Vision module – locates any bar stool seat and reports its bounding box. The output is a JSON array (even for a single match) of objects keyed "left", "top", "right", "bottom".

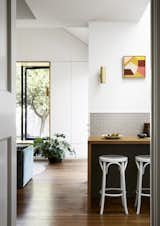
[
  {"left": 99, "top": 155, "right": 128, "bottom": 215},
  {"left": 136, "top": 155, "right": 150, "bottom": 163},
  {"left": 135, "top": 155, "right": 150, "bottom": 215},
  {"left": 99, "top": 155, "right": 128, "bottom": 163}
]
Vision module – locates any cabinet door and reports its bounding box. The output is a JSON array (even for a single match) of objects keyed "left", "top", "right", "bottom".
[
  {"left": 0, "top": 0, "right": 16, "bottom": 226},
  {"left": 71, "top": 62, "right": 88, "bottom": 158},
  {"left": 51, "top": 62, "right": 71, "bottom": 141}
]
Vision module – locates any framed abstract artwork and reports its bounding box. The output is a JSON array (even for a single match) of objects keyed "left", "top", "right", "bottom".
[{"left": 122, "top": 56, "right": 146, "bottom": 78}]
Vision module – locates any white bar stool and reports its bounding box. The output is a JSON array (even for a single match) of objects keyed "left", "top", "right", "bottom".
[
  {"left": 135, "top": 155, "right": 150, "bottom": 215},
  {"left": 99, "top": 155, "right": 128, "bottom": 215}
]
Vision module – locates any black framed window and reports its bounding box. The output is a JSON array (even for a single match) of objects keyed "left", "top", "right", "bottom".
[{"left": 16, "top": 62, "right": 50, "bottom": 140}]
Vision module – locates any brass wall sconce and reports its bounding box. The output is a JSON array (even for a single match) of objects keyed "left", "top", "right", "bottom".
[{"left": 100, "top": 66, "right": 106, "bottom": 84}]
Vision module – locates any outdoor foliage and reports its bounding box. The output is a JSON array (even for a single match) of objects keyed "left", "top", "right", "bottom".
[{"left": 16, "top": 65, "right": 49, "bottom": 137}]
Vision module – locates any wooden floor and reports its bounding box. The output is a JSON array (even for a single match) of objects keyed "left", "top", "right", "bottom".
[{"left": 17, "top": 160, "right": 150, "bottom": 226}]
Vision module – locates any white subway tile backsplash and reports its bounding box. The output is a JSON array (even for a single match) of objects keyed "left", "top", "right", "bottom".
[{"left": 90, "top": 113, "right": 150, "bottom": 136}]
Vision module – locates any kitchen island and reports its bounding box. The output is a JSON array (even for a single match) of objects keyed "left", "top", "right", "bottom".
[{"left": 88, "top": 136, "right": 150, "bottom": 208}]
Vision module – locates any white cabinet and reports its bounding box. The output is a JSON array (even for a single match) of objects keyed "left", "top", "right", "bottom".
[
  {"left": 71, "top": 62, "right": 88, "bottom": 158},
  {"left": 51, "top": 61, "right": 88, "bottom": 159},
  {"left": 51, "top": 62, "right": 72, "bottom": 141}
]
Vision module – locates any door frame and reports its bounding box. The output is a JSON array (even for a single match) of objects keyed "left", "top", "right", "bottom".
[
  {"left": 8, "top": 0, "right": 16, "bottom": 225},
  {"left": 7, "top": 0, "right": 160, "bottom": 225},
  {"left": 151, "top": 0, "right": 160, "bottom": 225},
  {"left": 16, "top": 61, "right": 51, "bottom": 140}
]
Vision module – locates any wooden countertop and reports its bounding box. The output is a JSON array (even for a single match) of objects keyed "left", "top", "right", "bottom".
[{"left": 88, "top": 136, "right": 150, "bottom": 144}]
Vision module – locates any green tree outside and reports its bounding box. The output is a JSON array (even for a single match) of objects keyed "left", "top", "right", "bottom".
[{"left": 16, "top": 65, "right": 49, "bottom": 137}]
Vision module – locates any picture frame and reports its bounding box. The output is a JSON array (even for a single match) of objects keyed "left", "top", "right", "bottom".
[{"left": 122, "top": 56, "right": 146, "bottom": 78}]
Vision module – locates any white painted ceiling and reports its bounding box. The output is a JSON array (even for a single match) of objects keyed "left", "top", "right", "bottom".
[
  {"left": 64, "top": 27, "right": 88, "bottom": 45},
  {"left": 24, "top": 0, "right": 149, "bottom": 26},
  {"left": 16, "top": 0, "right": 35, "bottom": 19},
  {"left": 16, "top": 0, "right": 149, "bottom": 44}
]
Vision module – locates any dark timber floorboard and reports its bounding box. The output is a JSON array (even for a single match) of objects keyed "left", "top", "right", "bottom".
[{"left": 17, "top": 160, "right": 150, "bottom": 226}]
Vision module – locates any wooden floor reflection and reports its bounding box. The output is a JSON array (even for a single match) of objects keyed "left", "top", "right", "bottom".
[{"left": 17, "top": 160, "right": 150, "bottom": 226}]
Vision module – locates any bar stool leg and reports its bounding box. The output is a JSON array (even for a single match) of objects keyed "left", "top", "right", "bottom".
[
  {"left": 120, "top": 162, "right": 128, "bottom": 215},
  {"left": 120, "top": 166, "right": 124, "bottom": 208},
  {"left": 136, "top": 162, "right": 143, "bottom": 215},
  {"left": 100, "top": 162, "right": 106, "bottom": 215},
  {"left": 135, "top": 167, "right": 140, "bottom": 208}
]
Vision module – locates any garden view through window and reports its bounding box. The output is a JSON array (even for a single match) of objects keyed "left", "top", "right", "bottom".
[{"left": 16, "top": 62, "right": 50, "bottom": 140}]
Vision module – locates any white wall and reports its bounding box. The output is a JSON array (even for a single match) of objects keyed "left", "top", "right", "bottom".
[
  {"left": 16, "top": 28, "right": 88, "bottom": 158},
  {"left": 16, "top": 28, "right": 88, "bottom": 61},
  {"left": 89, "top": 4, "right": 151, "bottom": 113}
]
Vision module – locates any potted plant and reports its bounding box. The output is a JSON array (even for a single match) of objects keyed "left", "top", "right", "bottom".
[{"left": 33, "top": 134, "right": 75, "bottom": 163}]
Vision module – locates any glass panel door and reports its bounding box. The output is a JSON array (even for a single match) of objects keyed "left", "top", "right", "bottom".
[{"left": 16, "top": 62, "right": 50, "bottom": 140}]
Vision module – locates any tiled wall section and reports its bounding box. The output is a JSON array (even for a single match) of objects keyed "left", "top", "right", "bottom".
[{"left": 90, "top": 113, "right": 150, "bottom": 136}]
